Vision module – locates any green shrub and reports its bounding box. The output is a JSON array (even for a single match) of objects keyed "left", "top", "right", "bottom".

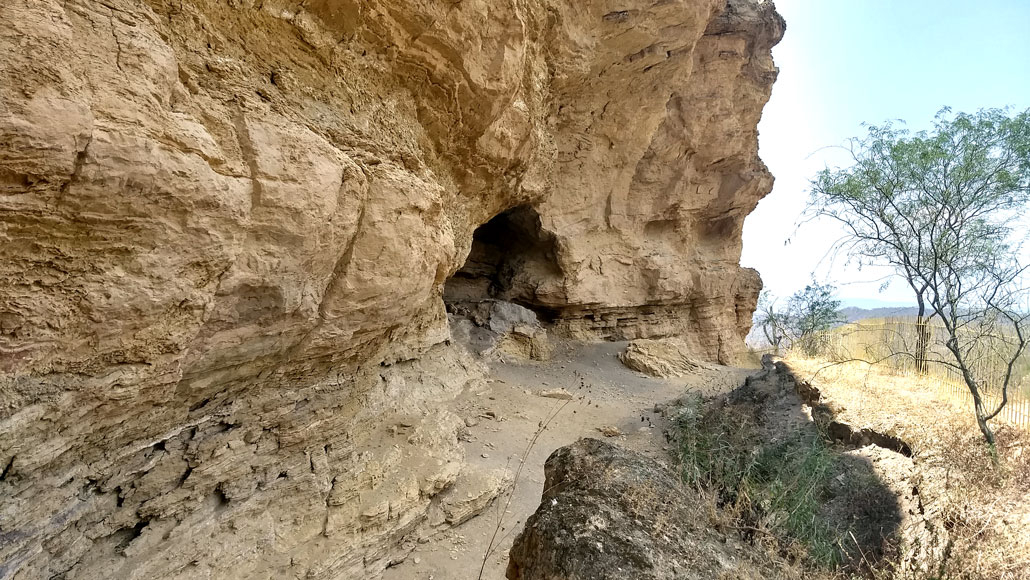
[{"left": 675, "top": 395, "right": 894, "bottom": 570}]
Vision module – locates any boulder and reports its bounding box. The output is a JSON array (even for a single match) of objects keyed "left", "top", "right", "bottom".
[
  {"left": 506, "top": 439, "right": 788, "bottom": 580},
  {"left": 619, "top": 338, "right": 713, "bottom": 378},
  {"left": 449, "top": 300, "right": 552, "bottom": 361},
  {"left": 488, "top": 302, "right": 540, "bottom": 335}
]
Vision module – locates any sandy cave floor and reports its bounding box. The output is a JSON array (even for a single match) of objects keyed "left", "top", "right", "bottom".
[{"left": 381, "top": 340, "right": 754, "bottom": 580}]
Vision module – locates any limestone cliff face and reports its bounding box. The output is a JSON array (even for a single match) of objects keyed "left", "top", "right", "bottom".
[{"left": 0, "top": 1, "right": 783, "bottom": 578}]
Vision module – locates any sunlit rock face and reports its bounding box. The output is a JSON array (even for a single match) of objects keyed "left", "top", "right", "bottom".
[{"left": 0, "top": 0, "right": 783, "bottom": 578}]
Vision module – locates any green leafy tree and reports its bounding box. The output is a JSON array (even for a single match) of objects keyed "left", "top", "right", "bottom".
[
  {"left": 807, "top": 107, "right": 1030, "bottom": 448},
  {"left": 784, "top": 283, "right": 847, "bottom": 356},
  {"left": 757, "top": 283, "right": 845, "bottom": 356}
]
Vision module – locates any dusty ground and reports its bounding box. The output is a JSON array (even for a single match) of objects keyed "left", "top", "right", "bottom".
[{"left": 381, "top": 340, "right": 752, "bottom": 580}]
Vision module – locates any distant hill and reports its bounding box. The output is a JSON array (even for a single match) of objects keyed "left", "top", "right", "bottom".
[
  {"left": 838, "top": 306, "right": 920, "bottom": 323},
  {"left": 746, "top": 304, "right": 921, "bottom": 349}
]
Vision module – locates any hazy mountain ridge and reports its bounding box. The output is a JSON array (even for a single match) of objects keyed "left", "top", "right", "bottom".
[{"left": 839, "top": 306, "right": 921, "bottom": 323}]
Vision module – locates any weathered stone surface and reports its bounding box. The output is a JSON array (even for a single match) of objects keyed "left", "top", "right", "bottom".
[
  {"left": 506, "top": 438, "right": 788, "bottom": 580},
  {"left": 447, "top": 300, "right": 552, "bottom": 361},
  {"left": 619, "top": 337, "right": 714, "bottom": 377},
  {"left": 487, "top": 302, "right": 540, "bottom": 335},
  {"left": 0, "top": 0, "right": 782, "bottom": 578},
  {"left": 428, "top": 467, "right": 511, "bottom": 528}
]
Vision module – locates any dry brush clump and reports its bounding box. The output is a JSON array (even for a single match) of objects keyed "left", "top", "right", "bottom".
[
  {"left": 671, "top": 370, "right": 904, "bottom": 578},
  {"left": 930, "top": 425, "right": 1030, "bottom": 580}
]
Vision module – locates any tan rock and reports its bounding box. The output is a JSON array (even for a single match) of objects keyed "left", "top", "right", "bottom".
[
  {"left": 432, "top": 467, "right": 512, "bottom": 527},
  {"left": 489, "top": 328, "right": 554, "bottom": 362},
  {"left": 619, "top": 337, "right": 716, "bottom": 378},
  {"left": 0, "top": 0, "right": 783, "bottom": 578},
  {"left": 539, "top": 389, "right": 575, "bottom": 401}
]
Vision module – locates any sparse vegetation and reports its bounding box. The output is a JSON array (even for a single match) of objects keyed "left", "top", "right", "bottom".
[
  {"left": 678, "top": 354, "right": 1030, "bottom": 579},
  {"left": 787, "top": 357, "right": 1030, "bottom": 580},
  {"left": 756, "top": 283, "right": 847, "bottom": 356},
  {"left": 675, "top": 379, "right": 899, "bottom": 574},
  {"left": 807, "top": 107, "right": 1030, "bottom": 447}
]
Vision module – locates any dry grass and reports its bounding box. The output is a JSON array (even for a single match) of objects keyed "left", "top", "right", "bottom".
[
  {"left": 824, "top": 319, "right": 1030, "bottom": 429},
  {"left": 675, "top": 388, "right": 900, "bottom": 577},
  {"left": 787, "top": 356, "right": 1030, "bottom": 580}
]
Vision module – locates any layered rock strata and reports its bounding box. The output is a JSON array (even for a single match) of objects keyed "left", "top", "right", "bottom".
[
  {"left": 0, "top": 0, "right": 783, "bottom": 578},
  {"left": 618, "top": 337, "right": 713, "bottom": 378}
]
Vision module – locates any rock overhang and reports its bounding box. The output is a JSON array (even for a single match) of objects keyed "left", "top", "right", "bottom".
[{"left": 0, "top": 0, "right": 783, "bottom": 577}]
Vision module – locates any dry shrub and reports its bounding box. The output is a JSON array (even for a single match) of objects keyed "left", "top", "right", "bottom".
[
  {"left": 789, "top": 356, "right": 1030, "bottom": 580},
  {"left": 931, "top": 425, "right": 1030, "bottom": 580}
]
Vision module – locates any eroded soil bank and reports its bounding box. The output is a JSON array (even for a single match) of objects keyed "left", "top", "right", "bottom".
[{"left": 456, "top": 352, "right": 954, "bottom": 580}]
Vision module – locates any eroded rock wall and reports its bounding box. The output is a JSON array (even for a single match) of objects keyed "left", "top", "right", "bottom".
[{"left": 0, "top": 0, "right": 783, "bottom": 578}]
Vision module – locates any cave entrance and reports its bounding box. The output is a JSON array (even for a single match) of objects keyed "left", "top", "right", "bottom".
[{"left": 444, "top": 206, "right": 562, "bottom": 319}]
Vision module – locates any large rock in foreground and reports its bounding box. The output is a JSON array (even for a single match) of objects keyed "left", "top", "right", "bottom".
[{"left": 506, "top": 438, "right": 787, "bottom": 580}]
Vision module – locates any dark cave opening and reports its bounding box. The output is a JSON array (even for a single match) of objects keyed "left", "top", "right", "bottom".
[{"left": 444, "top": 205, "right": 562, "bottom": 320}]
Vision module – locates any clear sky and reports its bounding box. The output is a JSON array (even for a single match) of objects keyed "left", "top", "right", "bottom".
[{"left": 741, "top": 0, "right": 1030, "bottom": 308}]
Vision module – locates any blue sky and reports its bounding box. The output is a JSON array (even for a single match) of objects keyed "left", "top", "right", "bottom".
[{"left": 741, "top": 0, "right": 1030, "bottom": 308}]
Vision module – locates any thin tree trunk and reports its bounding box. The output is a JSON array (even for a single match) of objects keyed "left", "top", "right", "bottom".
[
  {"left": 947, "top": 338, "right": 999, "bottom": 457},
  {"left": 959, "top": 357, "right": 999, "bottom": 457},
  {"left": 914, "top": 298, "right": 930, "bottom": 374},
  {"left": 972, "top": 391, "right": 997, "bottom": 449}
]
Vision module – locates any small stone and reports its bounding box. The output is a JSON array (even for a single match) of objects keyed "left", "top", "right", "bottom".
[
  {"left": 481, "top": 453, "right": 489, "bottom": 459},
  {"left": 464, "top": 417, "right": 479, "bottom": 427},
  {"left": 539, "top": 388, "right": 574, "bottom": 400}
]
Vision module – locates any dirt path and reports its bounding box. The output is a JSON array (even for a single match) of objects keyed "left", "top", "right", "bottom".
[{"left": 382, "top": 340, "right": 752, "bottom": 580}]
